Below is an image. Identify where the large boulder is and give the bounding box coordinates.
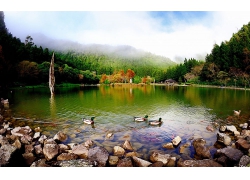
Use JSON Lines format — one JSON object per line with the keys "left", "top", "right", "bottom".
{"left": 71, "top": 144, "right": 88, "bottom": 159}
{"left": 0, "top": 144, "right": 17, "bottom": 166}
{"left": 42, "top": 139, "right": 59, "bottom": 161}
{"left": 177, "top": 158, "right": 222, "bottom": 167}
{"left": 88, "top": 146, "right": 109, "bottom": 167}
{"left": 11, "top": 126, "right": 32, "bottom": 137}
{"left": 215, "top": 146, "right": 244, "bottom": 166}
{"left": 132, "top": 156, "right": 152, "bottom": 167}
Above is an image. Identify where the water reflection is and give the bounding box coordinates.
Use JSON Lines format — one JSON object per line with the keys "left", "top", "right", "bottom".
{"left": 10, "top": 85, "right": 250, "bottom": 159}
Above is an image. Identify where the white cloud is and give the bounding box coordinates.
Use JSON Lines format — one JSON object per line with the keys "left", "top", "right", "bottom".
{"left": 4, "top": 11, "right": 250, "bottom": 62}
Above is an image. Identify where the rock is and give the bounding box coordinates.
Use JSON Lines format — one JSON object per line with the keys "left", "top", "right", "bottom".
{"left": 216, "top": 155, "right": 228, "bottom": 167}
{"left": 25, "top": 144, "right": 34, "bottom": 153}
{"left": 226, "top": 125, "right": 237, "bottom": 132}
{"left": 88, "top": 146, "right": 109, "bottom": 167}
{"left": 71, "top": 144, "right": 88, "bottom": 159}
{"left": 53, "top": 131, "right": 67, "bottom": 142}
{"left": 215, "top": 146, "right": 243, "bottom": 165}
{"left": 239, "top": 155, "right": 250, "bottom": 167}
{"left": 132, "top": 156, "right": 152, "bottom": 167}
{"left": 30, "top": 159, "right": 50, "bottom": 167}
{"left": 67, "top": 143, "right": 78, "bottom": 149}
{"left": 83, "top": 139, "right": 94, "bottom": 149}
{"left": 217, "top": 132, "right": 231, "bottom": 146}
{"left": 0, "top": 144, "right": 17, "bottom": 166}
{"left": 172, "top": 136, "right": 181, "bottom": 146}
{"left": 34, "top": 144, "right": 43, "bottom": 157}
{"left": 43, "top": 140, "right": 59, "bottom": 161}
{"left": 12, "top": 139, "right": 21, "bottom": 149}
{"left": 34, "top": 127, "right": 41, "bottom": 132}
{"left": 11, "top": 126, "right": 32, "bottom": 137}
{"left": 0, "top": 135, "right": 9, "bottom": 145}
{"left": 179, "top": 143, "right": 190, "bottom": 154}
{"left": 150, "top": 151, "right": 171, "bottom": 165}
{"left": 22, "top": 152, "right": 36, "bottom": 166}
{"left": 117, "top": 157, "right": 133, "bottom": 167}
{"left": 20, "top": 135, "right": 32, "bottom": 144}
{"left": 177, "top": 158, "right": 222, "bottom": 167}
{"left": 234, "top": 131, "right": 240, "bottom": 136}
{"left": 122, "top": 140, "right": 133, "bottom": 151}
{"left": 0, "top": 128, "right": 6, "bottom": 135}
{"left": 57, "top": 153, "right": 78, "bottom": 161}
{"left": 106, "top": 132, "right": 113, "bottom": 139}
{"left": 166, "top": 158, "right": 176, "bottom": 167}
{"left": 241, "top": 130, "right": 250, "bottom": 137}
{"left": 108, "top": 155, "right": 119, "bottom": 166}
{"left": 219, "top": 125, "right": 227, "bottom": 132}
{"left": 38, "top": 135, "right": 47, "bottom": 144}
{"left": 162, "top": 142, "right": 174, "bottom": 149}
{"left": 52, "top": 159, "right": 93, "bottom": 167}
{"left": 58, "top": 143, "right": 70, "bottom": 153}
{"left": 192, "top": 138, "right": 211, "bottom": 159}
{"left": 113, "top": 146, "right": 125, "bottom": 157}
{"left": 125, "top": 151, "right": 139, "bottom": 157}
{"left": 206, "top": 125, "right": 214, "bottom": 132}
{"left": 149, "top": 161, "right": 164, "bottom": 167}
{"left": 33, "top": 132, "right": 40, "bottom": 139}
{"left": 235, "top": 138, "right": 250, "bottom": 151}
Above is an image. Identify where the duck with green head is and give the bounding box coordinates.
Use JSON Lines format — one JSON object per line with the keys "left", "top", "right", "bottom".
{"left": 134, "top": 115, "right": 148, "bottom": 122}
{"left": 83, "top": 116, "right": 95, "bottom": 124}
{"left": 149, "top": 117, "right": 162, "bottom": 126}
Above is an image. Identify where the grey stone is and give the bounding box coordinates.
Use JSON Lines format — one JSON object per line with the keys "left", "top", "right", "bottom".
{"left": 88, "top": 146, "right": 109, "bottom": 167}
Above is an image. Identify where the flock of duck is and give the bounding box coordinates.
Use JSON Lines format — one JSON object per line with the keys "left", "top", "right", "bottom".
{"left": 82, "top": 115, "right": 162, "bottom": 126}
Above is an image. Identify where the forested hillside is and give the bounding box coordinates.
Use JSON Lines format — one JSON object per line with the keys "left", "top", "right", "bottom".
{"left": 1, "top": 10, "right": 250, "bottom": 89}
{"left": 0, "top": 11, "right": 176, "bottom": 87}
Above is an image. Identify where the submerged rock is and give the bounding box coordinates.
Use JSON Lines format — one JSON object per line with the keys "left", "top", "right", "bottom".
{"left": 53, "top": 131, "right": 67, "bottom": 143}
{"left": 71, "top": 144, "right": 88, "bottom": 159}
{"left": 192, "top": 138, "right": 211, "bottom": 159}
{"left": 150, "top": 151, "right": 171, "bottom": 165}
{"left": 162, "top": 142, "right": 174, "bottom": 149}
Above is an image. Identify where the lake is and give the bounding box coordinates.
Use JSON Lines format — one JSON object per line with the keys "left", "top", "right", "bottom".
{"left": 7, "top": 84, "right": 250, "bottom": 160}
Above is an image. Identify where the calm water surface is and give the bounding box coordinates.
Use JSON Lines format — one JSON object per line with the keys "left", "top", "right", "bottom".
{"left": 8, "top": 85, "right": 250, "bottom": 160}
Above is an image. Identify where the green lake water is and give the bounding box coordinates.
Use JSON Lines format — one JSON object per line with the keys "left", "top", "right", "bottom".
{"left": 7, "top": 85, "right": 250, "bottom": 160}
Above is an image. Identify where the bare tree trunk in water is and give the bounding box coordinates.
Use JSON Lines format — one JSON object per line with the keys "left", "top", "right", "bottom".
{"left": 49, "top": 52, "right": 55, "bottom": 95}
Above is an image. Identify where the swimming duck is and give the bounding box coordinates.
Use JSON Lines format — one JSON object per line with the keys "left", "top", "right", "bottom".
{"left": 233, "top": 110, "right": 241, "bottom": 117}
{"left": 134, "top": 115, "right": 148, "bottom": 122}
{"left": 149, "top": 118, "right": 162, "bottom": 126}
{"left": 83, "top": 117, "right": 95, "bottom": 124}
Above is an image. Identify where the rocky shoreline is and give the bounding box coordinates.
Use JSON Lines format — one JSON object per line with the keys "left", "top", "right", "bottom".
{"left": 1, "top": 100, "right": 250, "bottom": 167}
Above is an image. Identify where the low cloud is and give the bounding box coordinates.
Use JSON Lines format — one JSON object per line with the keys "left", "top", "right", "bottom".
{"left": 4, "top": 11, "right": 250, "bottom": 62}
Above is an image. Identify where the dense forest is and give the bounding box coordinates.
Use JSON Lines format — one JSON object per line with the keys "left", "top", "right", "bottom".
{"left": 1, "top": 11, "right": 250, "bottom": 89}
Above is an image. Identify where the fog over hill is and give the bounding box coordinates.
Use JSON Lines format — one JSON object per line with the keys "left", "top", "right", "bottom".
{"left": 30, "top": 33, "right": 176, "bottom": 65}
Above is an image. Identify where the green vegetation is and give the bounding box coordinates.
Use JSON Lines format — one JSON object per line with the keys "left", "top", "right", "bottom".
{"left": 1, "top": 10, "right": 250, "bottom": 89}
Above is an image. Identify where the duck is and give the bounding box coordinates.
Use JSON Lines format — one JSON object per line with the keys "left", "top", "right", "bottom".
{"left": 149, "top": 118, "right": 162, "bottom": 126}
{"left": 83, "top": 117, "right": 95, "bottom": 124}
{"left": 233, "top": 110, "right": 241, "bottom": 117}
{"left": 134, "top": 115, "right": 148, "bottom": 122}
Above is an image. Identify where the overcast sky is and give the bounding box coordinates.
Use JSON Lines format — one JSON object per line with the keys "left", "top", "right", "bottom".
{"left": 2, "top": 1, "right": 250, "bottom": 62}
